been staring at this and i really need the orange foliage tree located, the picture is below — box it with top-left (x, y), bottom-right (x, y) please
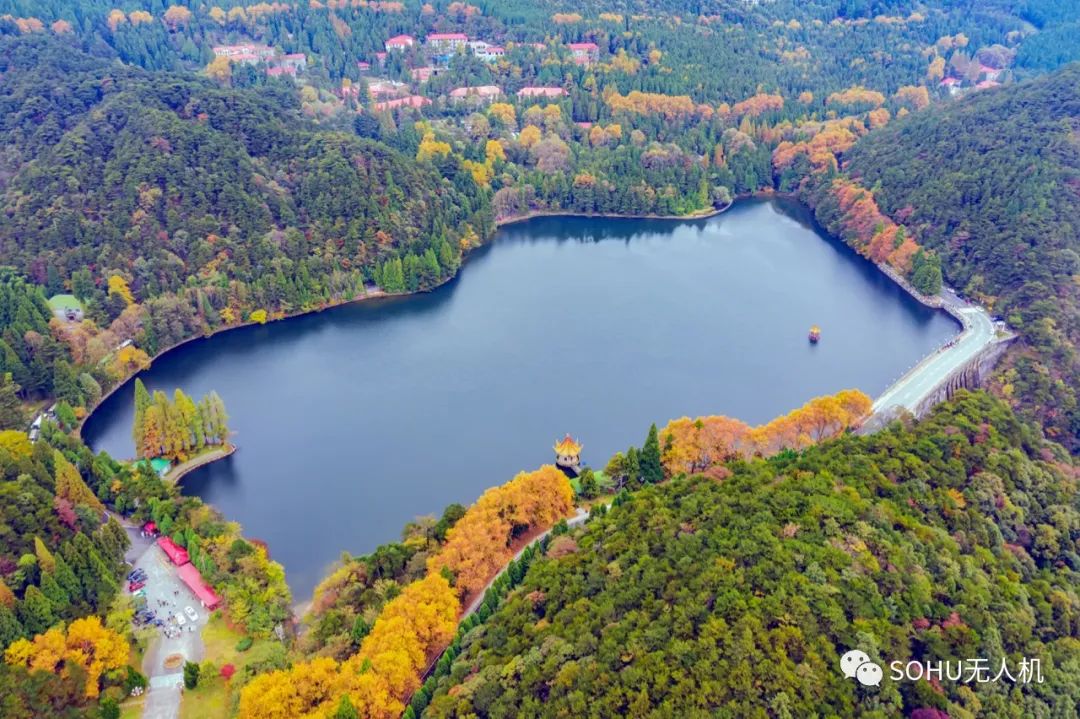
top-left (428, 465), bottom-right (574, 598)
top-left (607, 91), bottom-right (699, 120)
top-left (659, 390), bottom-right (872, 475)
top-left (826, 86), bottom-right (886, 108)
top-left (238, 574), bottom-right (458, 719)
top-left (731, 92), bottom-right (785, 118)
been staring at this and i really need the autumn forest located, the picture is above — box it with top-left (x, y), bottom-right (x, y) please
top-left (0, 0), bottom-right (1079, 717)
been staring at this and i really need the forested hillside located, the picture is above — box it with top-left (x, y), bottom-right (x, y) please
top-left (423, 392), bottom-right (1080, 718)
top-left (0, 429), bottom-right (134, 717)
top-left (844, 64), bottom-right (1080, 451)
top-left (0, 36), bottom-right (488, 417)
top-left (0, 418), bottom-right (293, 715)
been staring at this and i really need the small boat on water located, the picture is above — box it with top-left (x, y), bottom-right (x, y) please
top-left (808, 325), bottom-right (821, 343)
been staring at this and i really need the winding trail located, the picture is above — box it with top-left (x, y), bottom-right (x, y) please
top-left (462, 507), bottom-right (589, 618)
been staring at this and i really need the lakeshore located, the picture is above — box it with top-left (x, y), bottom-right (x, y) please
top-left (83, 199), bottom-right (959, 598)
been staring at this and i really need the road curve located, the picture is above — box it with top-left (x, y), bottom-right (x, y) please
top-left (872, 291), bottom-right (999, 416)
top-left (463, 507), bottom-right (589, 617)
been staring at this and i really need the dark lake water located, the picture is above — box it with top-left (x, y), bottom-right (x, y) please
top-left (83, 199), bottom-right (959, 598)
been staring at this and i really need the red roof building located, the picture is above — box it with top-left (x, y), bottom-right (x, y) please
top-left (410, 66), bottom-right (437, 82)
top-left (517, 86), bottom-right (566, 98)
top-left (385, 34), bottom-right (416, 51)
top-left (449, 85), bottom-right (502, 102)
top-left (567, 41), bottom-right (600, 65)
top-left (158, 537), bottom-right (190, 566)
top-left (373, 95), bottom-right (432, 112)
top-left (426, 32), bottom-right (468, 50)
top-left (177, 562), bottom-right (221, 610)
top-left (142, 521), bottom-right (157, 534)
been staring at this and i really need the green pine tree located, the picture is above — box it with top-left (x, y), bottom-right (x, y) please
top-left (641, 424), bottom-right (663, 485)
top-left (332, 695), bottom-right (359, 719)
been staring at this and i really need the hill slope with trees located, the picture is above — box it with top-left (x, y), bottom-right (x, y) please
top-left (843, 64), bottom-right (1080, 450)
top-left (0, 35), bottom-right (489, 417)
top-left (423, 392), bottom-right (1080, 718)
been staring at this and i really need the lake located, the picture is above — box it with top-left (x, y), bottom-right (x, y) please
top-left (82, 199), bottom-right (959, 598)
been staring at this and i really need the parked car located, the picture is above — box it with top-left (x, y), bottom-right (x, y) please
top-left (129, 581), bottom-right (145, 592)
top-left (184, 606), bottom-right (198, 622)
top-left (133, 589), bottom-right (146, 598)
top-left (175, 613), bottom-right (186, 627)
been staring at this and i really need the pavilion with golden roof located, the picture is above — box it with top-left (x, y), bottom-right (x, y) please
top-left (553, 434), bottom-right (582, 475)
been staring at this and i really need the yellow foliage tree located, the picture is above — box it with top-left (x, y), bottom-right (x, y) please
top-left (5, 617), bottom-right (129, 698)
top-left (0, 430), bottom-right (32, 458)
top-left (249, 309), bottom-right (268, 324)
top-left (206, 55), bottom-right (232, 83)
top-left (107, 275), bottom-right (134, 305)
top-left (416, 132), bottom-right (451, 162)
top-left (162, 5), bottom-right (193, 28)
top-left (487, 102), bottom-right (516, 128)
top-left (519, 124), bottom-right (542, 149)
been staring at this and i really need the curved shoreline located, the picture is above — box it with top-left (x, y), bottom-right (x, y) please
top-left (77, 201), bottom-right (738, 440)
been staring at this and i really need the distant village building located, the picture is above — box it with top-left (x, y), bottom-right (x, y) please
top-left (375, 52), bottom-right (388, 65)
top-left (357, 60), bottom-right (371, 72)
top-left (517, 86), bottom-right (566, 99)
top-left (367, 79), bottom-right (409, 100)
top-left (384, 34), bottom-right (416, 51)
top-left (567, 42), bottom-right (600, 66)
top-left (212, 44), bottom-right (276, 62)
top-left (426, 32), bottom-right (468, 51)
top-left (979, 64), bottom-right (1002, 81)
top-left (554, 434), bottom-right (583, 476)
top-left (449, 85), bottom-right (502, 103)
top-left (938, 76), bottom-right (961, 96)
top-left (410, 66), bottom-right (438, 83)
top-left (280, 53), bottom-right (306, 71)
top-left (468, 41), bottom-right (506, 62)
top-left (373, 95), bottom-right (431, 112)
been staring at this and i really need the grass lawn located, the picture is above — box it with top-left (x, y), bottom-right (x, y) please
top-left (180, 676), bottom-right (229, 719)
top-left (180, 613), bottom-right (278, 719)
top-left (47, 293), bottom-right (83, 313)
top-left (119, 698), bottom-right (145, 719)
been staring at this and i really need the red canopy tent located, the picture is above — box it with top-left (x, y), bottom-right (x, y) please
top-left (157, 537), bottom-right (190, 566)
top-left (177, 563), bottom-right (221, 609)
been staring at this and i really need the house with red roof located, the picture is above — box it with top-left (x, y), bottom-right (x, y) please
top-left (385, 34), bottom-right (415, 51)
top-left (469, 41), bottom-right (505, 62)
top-left (426, 32), bottom-right (468, 50)
top-left (567, 41), bottom-right (599, 65)
top-left (158, 537), bottom-right (190, 566)
top-left (177, 563), bottom-right (221, 610)
top-left (517, 86), bottom-right (566, 99)
top-left (449, 85), bottom-right (502, 103)
top-left (410, 66), bottom-right (438, 83)
top-left (374, 95), bottom-right (432, 112)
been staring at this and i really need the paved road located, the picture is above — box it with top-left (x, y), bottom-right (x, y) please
top-left (872, 291), bottom-right (999, 416)
top-left (115, 520), bottom-right (206, 719)
top-left (464, 507), bottom-right (589, 617)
